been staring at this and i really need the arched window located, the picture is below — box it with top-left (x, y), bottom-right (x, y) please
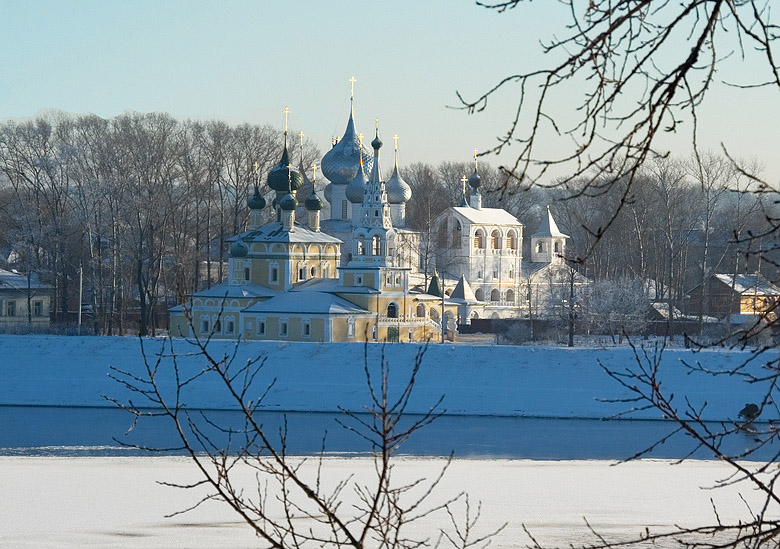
top-left (416, 303), bottom-right (426, 318)
top-left (451, 220), bottom-right (461, 248)
top-left (357, 235), bottom-right (366, 256)
top-left (490, 289), bottom-right (500, 302)
top-left (474, 229), bottom-right (485, 249)
top-left (536, 241), bottom-right (545, 253)
top-left (506, 289), bottom-right (515, 303)
top-left (554, 240), bottom-right (561, 253)
top-left (430, 308), bottom-right (440, 321)
top-left (471, 311), bottom-right (479, 319)
top-left (507, 231), bottom-right (518, 250)
top-left (372, 235), bottom-right (381, 256)
top-left (491, 230), bottom-right (501, 249)
top-left (474, 288), bottom-right (484, 301)
top-left (387, 302), bottom-right (398, 318)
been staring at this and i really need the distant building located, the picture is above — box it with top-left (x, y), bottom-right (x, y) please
top-left (0, 269), bottom-right (52, 325)
top-left (687, 273), bottom-right (780, 320)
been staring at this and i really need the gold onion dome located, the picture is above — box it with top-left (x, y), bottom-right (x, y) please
top-left (268, 145), bottom-right (304, 192)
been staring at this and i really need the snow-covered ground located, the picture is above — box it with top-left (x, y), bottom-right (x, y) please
top-left (0, 455), bottom-right (772, 548)
top-left (0, 335), bottom-right (768, 420)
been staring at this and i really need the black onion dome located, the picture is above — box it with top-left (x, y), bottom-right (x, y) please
top-left (229, 239), bottom-right (249, 258)
top-left (247, 186), bottom-right (266, 209)
top-left (345, 164), bottom-right (368, 203)
top-left (386, 163), bottom-right (412, 204)
top-left (468, 168), bottom-right (481, 189)
top-left (305, 192), bottom-right (323, 211)
top-left (267, 145), bottom-right (304, 192)
top-left (320, 112), bottom-right (372, 185)
top-left (280, 192), bottom-right (298, 211)
top-left (371, 134), bottom-right (382, 150)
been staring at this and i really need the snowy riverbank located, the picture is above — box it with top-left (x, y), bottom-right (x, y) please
top-left (0, 334), bottom-right (767, 420)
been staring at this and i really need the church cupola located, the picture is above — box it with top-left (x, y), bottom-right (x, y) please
top-left (268, 107), bottom-right (304, 220)
top-left (247, 161), bottom-right (266, 229)
top-left (385, 135), bottom-right (412, 227)
top-left (468, 148), bottom-right (482, 210)
top-left (531, 205), bottom-right (569, 263)
top-left (306, 163), bottom-right (323, 232)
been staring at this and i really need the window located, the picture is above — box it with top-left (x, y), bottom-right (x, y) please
top-left (6, 301), bottom-right (15, 317)
top-left (257, 320), bottom-right (266, 336)
top-left (554, 240), bottom-right (561, 253)
top-left (225, 318), bottom-right (235, 335)
top-left (279, 319), bottom-right (288, 337)
top-left (213, 319), bottom-right (221, 333)
top-left (244, 267), bottom-right (250, 281)
top-left (509, 269), bottom-right (514, 279)
top-left (474, 230), bottom-right (485, 249)
top-left (347, 317), bottom-right (356, 338)
top-left (372, 235), bottom-right (381, 256)
top-left (200, 317), bottom-right (210, 334)
top-left (355, 274), bottom-right (363, 286)
top-left (298, 263), bottom-right (306, 281)
top-left (395, 275), bottom-right (401, 286)
top-left (491, 289), bottom-right (500, 302)
top-left (493, 269), bottom-right (499, 279)
top-left (506, 289), bottom-right (515, 303)
top-left (536, 241), bottom-right (545, 253)
top-left (301, 320), bottom-right (311, 338)
top-left (310, 265), bottom-right (318, 278)
top-left (416, 303), bottom-right (425, 318)
top-left (270, 265), bottom-right (279, 283)
top-left (387, 303), bottom-right (398, 318)
top-left (492, 230), bottom-right (501, 249)
top-left (33, 301), bottom-right (43, 317)
top-left (342, 200), bottom-right (348, 219)
top-left (475, 288), bottom-right (484, 301)
top-left (477, 270), bottom-right (483, 279)
top-left (357, 237), bottom-right (366, 255)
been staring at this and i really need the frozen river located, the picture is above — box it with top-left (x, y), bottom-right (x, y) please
top-left (1, 405), bottom-right (772, 460)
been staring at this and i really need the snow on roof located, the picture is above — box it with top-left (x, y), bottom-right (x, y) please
top-left (714, 274), bottom-right (780, 295)
top-left (449, 275), bottom-right (477, 303)
top-left (192, 283), bottom-right (279, 299)
top-left (243, 291), bottom-right (371, 315)
top-left (228, 221), bottom-right (342, 245)
top-left (0, 268), bottom-right (51, 290)
top-left (450, 206), bottom-right (523, 227)
top-left (532, 206), bottom-right (568, 238)
top-left (293, 278), bottom-right (378, 294)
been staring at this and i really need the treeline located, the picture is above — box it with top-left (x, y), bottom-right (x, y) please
top-left (401, 154), bottom-right (779, 315)
top-left (0, 111), bottom-right (320, 335)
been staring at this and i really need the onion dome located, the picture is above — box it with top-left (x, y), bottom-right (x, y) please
top-left (386, 142), bottom-right (412, 204)
top-left (320, 111), bottom-right (372, 185)
top-left (229, 239), bottom-right (248, 258)
top-left (468, 168), bottom-right (481, 189)
top-left (279, 192), bottom-right (298, 211)
top-left (305, 192), bottom-right (323, 211)
top-left (267, 144), bottom-right (304, 192)
top-left (345, 158), bottom-right (368, 203)
top-left (247, 185), bottom-right (266, 210)
top-left (371, 134), bottom-right (382, 150)
top-left (323, 182), bottom-right (333, 203)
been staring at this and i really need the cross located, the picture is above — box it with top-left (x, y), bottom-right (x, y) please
top-left (393, 135), bottom-right (398, 151)
top-left (299, 130), bottom-right (304, 149)
top-left (461, 175), bottom-right (468, 195)
top-left (375, 118), bottom-right (379, 131)
top-left (282, 106), bottom-right (290, 133)
top-left (349, 76), bottom-right (356, 98)
top-left (312, 163), bottom-right (317, 182)
top-left (473, 147), bottom-right (479, 170)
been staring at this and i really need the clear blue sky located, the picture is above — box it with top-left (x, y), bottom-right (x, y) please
top-left (1, 0), bottom-right (777, 183)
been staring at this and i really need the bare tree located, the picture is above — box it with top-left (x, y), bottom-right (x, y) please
top-left (107, 335), bottom-right (503, 547)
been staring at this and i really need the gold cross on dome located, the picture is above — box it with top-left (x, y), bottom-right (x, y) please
top-left (393, 135), bottom-right (398, 151)
top-left (473, 148), bottom-right (479, 170)
top-left (312, 163), bottom-right (317, 182)
top-left (349, 76), bottom-right (356, 98)
top-left (461, 175), bottom-right (468, 195)
top-left (299, 130), bottom-right (304, 149)
top-left (282, 106), bottom-right (290, 133)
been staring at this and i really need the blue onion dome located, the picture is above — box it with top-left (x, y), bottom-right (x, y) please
top-left (229, 239), bottom-right (248, 258)
top-left (247, 185), bottom-right (266, 209)
top-left (371, 134), bottom-right (382, 150)
top-left (305, 192), bottom-right (323, 211)
top-left (386, 163), bottom-right (411, 204)
top-left (280, 192), bottom-right (298, 211)
top-left (320, 112), bottom-right (372, 185)
top-left (345, 162), bottom-right (368, 203)
top-left (468, 168), bottom-right (481, 189)
top-left (268, 144), bottom-right (304, 192)
top-left (323, 182), bottom-right (333, 203)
